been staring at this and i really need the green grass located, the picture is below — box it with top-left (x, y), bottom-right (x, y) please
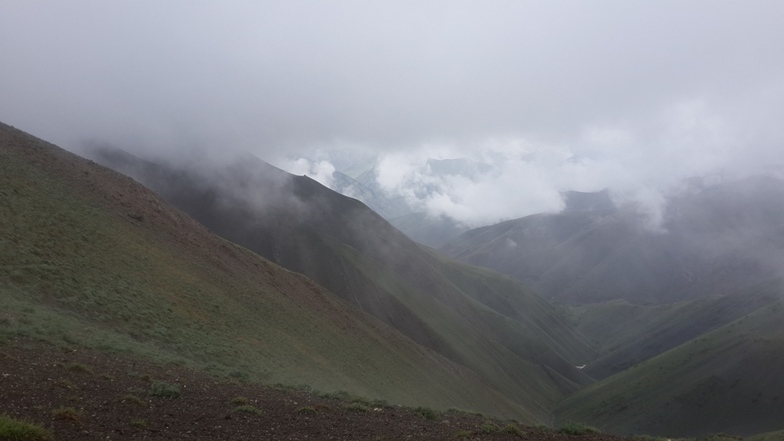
top-left (296, 406), bottom-right (317, 414)
top-left (0, 414), bottom-right (53, 441)
top-left (556, 297), bottom-right (784, 437)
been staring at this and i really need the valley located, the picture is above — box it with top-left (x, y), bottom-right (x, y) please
top-left (2, 122), bottom-right (784, 439)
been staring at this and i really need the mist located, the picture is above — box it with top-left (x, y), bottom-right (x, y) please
top-left (2, 1), bottom-right (784, 227)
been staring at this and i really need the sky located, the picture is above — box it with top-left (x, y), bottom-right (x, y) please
top-left (2, 1), bottom-right (784, 227)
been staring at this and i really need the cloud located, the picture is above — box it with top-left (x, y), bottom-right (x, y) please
top-left (1, 1), bottom-right (783, 228)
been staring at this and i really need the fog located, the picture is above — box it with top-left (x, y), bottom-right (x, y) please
top-left (2, 1), bottom-right (784, 227)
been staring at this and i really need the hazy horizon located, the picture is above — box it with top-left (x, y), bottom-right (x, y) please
top-left (3, 1), bottom-right (784, 227)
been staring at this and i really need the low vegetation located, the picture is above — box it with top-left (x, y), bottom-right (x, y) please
top-left (149, 381), bottom-right (181, 399)
top-left (558, 422), bottom-right (601, 435)
top-left (0, 414), bottom-right (53, 441)
top-left (233, 405), bottom-right (261, 415)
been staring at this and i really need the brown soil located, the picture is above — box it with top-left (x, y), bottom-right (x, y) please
top-left (0, 338), bottom-right (632, 441)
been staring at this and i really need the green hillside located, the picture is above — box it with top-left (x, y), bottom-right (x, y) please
top-left (555, 294), bottom-right (784, 437)
top-left (92, 146), bottom-right (596, 423)
top-left (568, 285), bottom-right (780, 379)
top-left (0, 122), bottom-right (528, 418)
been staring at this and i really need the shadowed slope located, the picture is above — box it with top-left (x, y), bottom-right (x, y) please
top-left (555, 286), bottom-right (784, 438)
top-left (0, 122), bottom-right (527, 418)
top-left (442, 180), bottom-right (784, 305)
top-left (92, 146), bottom-right (596, 423)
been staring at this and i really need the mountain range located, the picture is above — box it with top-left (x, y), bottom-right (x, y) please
top-left (4, 121), bottom-right (784, 438)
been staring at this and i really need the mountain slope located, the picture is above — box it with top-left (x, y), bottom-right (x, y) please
top-left (442, 181), bottom-right (784, 305)
top-left (568, 285), bottom-right (780, 379)
top-left (0, 122), bottom-right (527, 417)
top-left (555, 289), bottom-right (784, 437)
top-left (92, 146), bottom-right (596, 423)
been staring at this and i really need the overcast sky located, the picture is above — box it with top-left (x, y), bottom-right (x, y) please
top-left (3, 1), bottom-right (784, 226)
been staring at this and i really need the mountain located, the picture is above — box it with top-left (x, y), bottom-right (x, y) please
top-left (91, 146), bottom-right (596, 424)
top-left (567, 285), bottom-right (780, 379)
top-left (442, 181), bottom-right (784, 305)
top-left (388, 211), bottom-right (467, 248)
top-left (0, 121), bottom-right (533, 418)
top-left (555, 288), bottom-right (784, 437)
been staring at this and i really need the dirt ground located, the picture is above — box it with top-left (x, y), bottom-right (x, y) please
top-left (0, 338), bottom-right (631, 440)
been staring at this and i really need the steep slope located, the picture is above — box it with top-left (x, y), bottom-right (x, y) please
top-left (555, 289), bottom-right (784, 437)
top-left (0, 122), bottom-right (528, 418)
top-left (442, 180), bottom-right (784, 305)
top-left (92, 146), bottom-right (596, 423)
top-left (568, 285), bottom-right (780, 379)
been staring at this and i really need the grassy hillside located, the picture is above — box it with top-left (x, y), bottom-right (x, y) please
top-left (92, 146), bottom-right (596, 423)
top-left (568, 284), bottom-right (780, 379)
top-left (442, 181), bottom-right (784, 305)
top-left (555, 295), bottom-right (784, 437)
top-left (0, 122), bottom-right (530, 418)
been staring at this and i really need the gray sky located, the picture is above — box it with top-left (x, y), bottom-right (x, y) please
top-left (3, 1), bottom-right (784, 226)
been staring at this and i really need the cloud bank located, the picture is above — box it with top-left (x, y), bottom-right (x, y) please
top-left (2, 1), bottom-right (783, 227)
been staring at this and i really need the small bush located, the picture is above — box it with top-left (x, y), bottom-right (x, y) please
top-left (501, 424), bottom-right (526, 437)
top-left (121, 394), bottom-right (147, 407)
top-left (149, 381), bottom-right (180, 398)
top-left (0, 414), bottom-right (54, 441)
top-left (297, 406), bottom-right (317, 414)
top-left (344, 402), bottom-right (370, 412)
top-left (317, 390), bottom-right (351, 401)
top-left (130, 419), bottom-right (148, 429)
top-left (66, 363), bottom-right (94, 375)
top-left (99, 373), bottom-right (114, 381)
top-left (558, 422), bottom-right (601, 435)
top-left (454, 430), bottom-right (472, 439)
top-left (480, 421), bottom-right (498, 434)
top-left (413, 406), bottom-right (439, 421)
top-left (52, 406), bottom-right (82, 423)
top-left (55, 379), bottom-right (77, 390)
top-left (230, 396), bottom-right (250, 406)
top-left (233, 405), bottom-right (261, 415)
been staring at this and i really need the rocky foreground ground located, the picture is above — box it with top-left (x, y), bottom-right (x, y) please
top-left (0, 337), bottom-right (633, 440)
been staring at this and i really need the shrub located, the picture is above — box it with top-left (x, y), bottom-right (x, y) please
top-left (55, 379), bottom-right (77, 390)
top-left (344, 402), bottom-right (370, 412)
top-left (480, 421), bottom-right (498, 434)
top-left (121, 394), bottom-right (147, 407)
top-left (130, 419), bottom-right (148, 428)
top-left (149, 381), bottom-right (180, 399)
top-left (230, 396), bottom-right (250, 406)
top-left (233, 405), bottom-right (261, 415)
top-left (52, 406), bottom-right (82, 423)
top-left (413, 406), bottom-right (439, 421)
top-left (501, 424), bottom-right (525, 437)
top-left (297, 406), bottom-right (317, 414)
top-left (558, 422), bottom-right (601, 435)
top-left (0, 414), bottom-right (54, 441)
top-left (66, 362), bottom-right (94, 375)
top-left (454, 430), bottom-right (472, 439)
